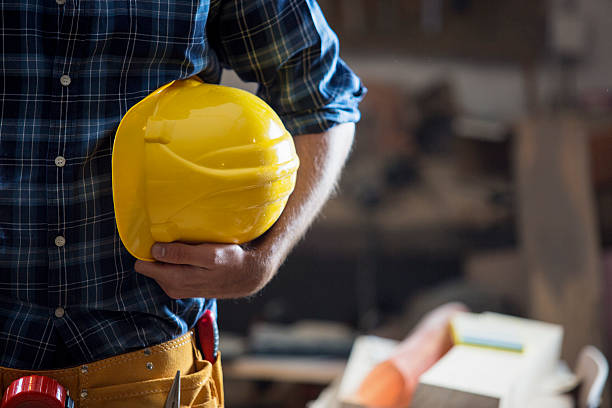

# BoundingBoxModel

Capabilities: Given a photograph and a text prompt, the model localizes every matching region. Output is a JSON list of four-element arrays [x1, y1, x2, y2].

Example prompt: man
[[0, 0, 364, 406]]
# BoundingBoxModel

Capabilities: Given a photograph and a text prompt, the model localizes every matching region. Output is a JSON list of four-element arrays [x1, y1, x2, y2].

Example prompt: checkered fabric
[[0, 0, 364, 369]]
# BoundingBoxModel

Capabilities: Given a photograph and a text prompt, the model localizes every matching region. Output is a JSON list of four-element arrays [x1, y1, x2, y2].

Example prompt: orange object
[[354, 302, 468, 408]]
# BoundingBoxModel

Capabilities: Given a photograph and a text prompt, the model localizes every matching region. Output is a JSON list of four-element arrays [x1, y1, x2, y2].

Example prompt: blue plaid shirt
[[0, 0, 364, 369]]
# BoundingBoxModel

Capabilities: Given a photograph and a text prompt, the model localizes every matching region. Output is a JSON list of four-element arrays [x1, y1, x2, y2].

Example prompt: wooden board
[[411, 384, 499, 408], [223, 356, 346, 385], [515, 115, 604, 364]]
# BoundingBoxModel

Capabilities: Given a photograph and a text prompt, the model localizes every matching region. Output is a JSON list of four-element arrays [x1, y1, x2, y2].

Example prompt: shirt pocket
[[113, 0, 208, 78], [80, 0, 210, 96]]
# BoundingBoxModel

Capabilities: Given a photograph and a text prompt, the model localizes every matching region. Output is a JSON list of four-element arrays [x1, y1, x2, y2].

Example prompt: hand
[[135, 125, 355, 300], [134, 242, 277, 299]]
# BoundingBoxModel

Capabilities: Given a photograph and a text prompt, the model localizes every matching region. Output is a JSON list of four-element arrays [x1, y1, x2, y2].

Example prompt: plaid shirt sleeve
[[207, 0, 366, 136]]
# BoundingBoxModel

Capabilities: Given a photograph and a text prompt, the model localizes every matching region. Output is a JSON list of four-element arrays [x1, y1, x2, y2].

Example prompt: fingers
[[152, 242, 246, 269], [135, 242, 256, 299], [151, 242, 237, 267], [134, 260, 206, 299], [151, 242, 210, 266], [134, 259, 172, 281]]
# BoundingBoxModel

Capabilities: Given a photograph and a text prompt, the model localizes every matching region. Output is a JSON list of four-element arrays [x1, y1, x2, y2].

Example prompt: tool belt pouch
[[1, 331, 224, 408]]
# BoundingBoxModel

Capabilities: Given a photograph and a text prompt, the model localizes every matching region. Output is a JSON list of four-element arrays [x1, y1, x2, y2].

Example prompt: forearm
[[247, 122, 355, 292]]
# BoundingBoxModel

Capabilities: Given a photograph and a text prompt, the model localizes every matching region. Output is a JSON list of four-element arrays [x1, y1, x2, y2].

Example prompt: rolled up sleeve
[[208, 0, 366, 136]]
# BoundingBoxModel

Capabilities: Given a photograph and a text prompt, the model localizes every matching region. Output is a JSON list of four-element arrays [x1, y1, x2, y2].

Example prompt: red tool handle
[[197, 309, 218, 363]]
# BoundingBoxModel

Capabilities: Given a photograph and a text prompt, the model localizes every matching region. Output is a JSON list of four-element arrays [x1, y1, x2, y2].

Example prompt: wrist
[[240, 239, 281, 295]]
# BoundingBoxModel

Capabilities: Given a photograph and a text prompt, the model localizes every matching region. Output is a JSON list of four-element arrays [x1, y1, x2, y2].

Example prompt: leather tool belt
[[0, 331, 223, 408]]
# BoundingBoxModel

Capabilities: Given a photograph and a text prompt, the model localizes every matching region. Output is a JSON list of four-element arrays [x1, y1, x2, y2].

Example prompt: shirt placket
[[47, 0, 77, 316]]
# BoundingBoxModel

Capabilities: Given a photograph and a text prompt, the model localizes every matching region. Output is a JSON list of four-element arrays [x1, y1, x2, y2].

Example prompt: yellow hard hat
[[112, 77, 300, 261]]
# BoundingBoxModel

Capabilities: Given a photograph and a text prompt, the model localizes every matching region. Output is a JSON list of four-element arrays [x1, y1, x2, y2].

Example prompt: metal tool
[[164, 370, 180, 408]]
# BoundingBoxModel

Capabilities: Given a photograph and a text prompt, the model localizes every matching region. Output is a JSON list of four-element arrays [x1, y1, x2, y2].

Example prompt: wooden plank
[[223, 357, 346, 385], [411, 384, 499, 408], [515, 115, 604, 364]]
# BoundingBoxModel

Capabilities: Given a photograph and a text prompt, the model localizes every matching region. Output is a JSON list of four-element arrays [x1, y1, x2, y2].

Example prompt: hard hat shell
[[112, 78, 299, 261]]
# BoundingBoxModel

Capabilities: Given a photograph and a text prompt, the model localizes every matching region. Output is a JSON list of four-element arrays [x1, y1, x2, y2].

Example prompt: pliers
[[164, 370, 180, 408], [164, 309, 216, 408]]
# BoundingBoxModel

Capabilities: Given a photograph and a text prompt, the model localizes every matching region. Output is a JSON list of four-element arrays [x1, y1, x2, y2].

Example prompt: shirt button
[[60, 74, 71, 86], [54, 156, 66, 167], [55, 235, 66, 247], [56, 0, 66, 4], [55, 307, 65, 318]]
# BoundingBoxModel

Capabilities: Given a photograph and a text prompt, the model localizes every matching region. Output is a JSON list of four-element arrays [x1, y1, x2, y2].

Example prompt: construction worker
[[0, 0, 364, 407]]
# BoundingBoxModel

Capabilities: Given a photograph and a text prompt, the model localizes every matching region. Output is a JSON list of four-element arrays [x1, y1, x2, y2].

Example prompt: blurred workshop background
[[216, 1, 612, 406]]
